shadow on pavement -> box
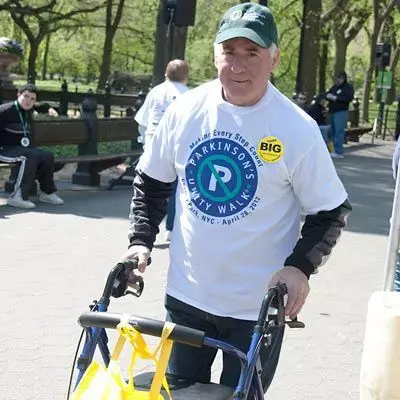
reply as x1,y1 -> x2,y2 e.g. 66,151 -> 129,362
0,143 -> 396,237
335,151 -> 393,236
0,188 -> 133,220
344,142 -> 375,153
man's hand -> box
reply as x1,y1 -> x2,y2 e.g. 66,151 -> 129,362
120,245 -> 151,273
268,266 -> 310,319
326,93 -> 336,101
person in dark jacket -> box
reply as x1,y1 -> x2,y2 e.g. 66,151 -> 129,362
0,83 -> 63,209
307,93 -> 330,144
326,71 -> 354,158
121,2 -> 351,394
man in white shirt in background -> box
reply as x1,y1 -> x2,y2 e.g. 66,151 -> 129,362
135,59 -> 189,147
135,59 -> 189,241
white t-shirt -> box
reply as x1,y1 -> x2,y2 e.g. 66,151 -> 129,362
134,80 -> 188,143
138,79 -> 348,320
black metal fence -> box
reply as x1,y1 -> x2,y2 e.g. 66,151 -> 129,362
369,101 -> 400,140
0,79 -> 148,118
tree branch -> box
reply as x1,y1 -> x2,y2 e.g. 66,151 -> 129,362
113,50 -> 153,66
345,11 -> 370,45
1,0 -> 57,16
10,11 -> 35,43
111,0 -> 125,31
321,0 -> 351,23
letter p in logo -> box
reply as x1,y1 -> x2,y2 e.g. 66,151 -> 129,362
208,164 -> 231,191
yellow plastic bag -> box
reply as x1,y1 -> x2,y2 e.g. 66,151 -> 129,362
70,359 -> 126,400
71,316 -> 175,400
327,139 -> 334,153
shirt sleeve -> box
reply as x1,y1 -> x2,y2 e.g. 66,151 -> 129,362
0,104 -> 8,134
136,106 -> 177,183
134,93 -> 151,128
290,123 -> 348,214
147,97 -> 167,134
336,84 -> 354,104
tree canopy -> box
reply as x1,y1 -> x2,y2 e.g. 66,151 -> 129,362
0,0 -> 399,121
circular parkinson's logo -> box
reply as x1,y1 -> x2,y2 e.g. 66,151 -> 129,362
185,138 -> 258,218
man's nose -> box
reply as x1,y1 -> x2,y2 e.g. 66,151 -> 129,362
230,56 -> 246,73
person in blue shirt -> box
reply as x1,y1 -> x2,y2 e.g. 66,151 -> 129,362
307,93 -> 330,145
326,71 -> 354,158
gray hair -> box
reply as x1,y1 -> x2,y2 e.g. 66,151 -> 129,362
214,42 -> 279,58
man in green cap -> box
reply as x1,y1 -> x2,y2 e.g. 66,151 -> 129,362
123,2 -> 351,394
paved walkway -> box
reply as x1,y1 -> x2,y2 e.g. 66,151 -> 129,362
0,136 -> 396,400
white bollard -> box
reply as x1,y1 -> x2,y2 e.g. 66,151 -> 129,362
360,291 -> 400,399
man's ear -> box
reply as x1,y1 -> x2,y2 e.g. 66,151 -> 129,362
271,49 -> 280,71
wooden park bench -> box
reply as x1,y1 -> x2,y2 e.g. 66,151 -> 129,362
345,125 -> 373,143
1,101 -> 143,193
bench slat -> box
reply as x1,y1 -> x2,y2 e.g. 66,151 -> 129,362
55,150 -> 142,164
1,150 -> 142,167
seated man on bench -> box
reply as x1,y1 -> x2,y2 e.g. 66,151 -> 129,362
0,83 -> 63,209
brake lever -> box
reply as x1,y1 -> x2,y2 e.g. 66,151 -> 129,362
285,317 -> 305,329
125,276 -> 144,298
111,258 -> 151,298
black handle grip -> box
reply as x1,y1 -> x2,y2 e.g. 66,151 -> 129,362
275,282 -> 287,296
120,259 -> 139,272
255,283 -> 288,329
111,259 -> 142,298
78,312 -> 205,348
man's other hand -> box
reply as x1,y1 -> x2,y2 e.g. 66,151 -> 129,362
120,245 -> 151,273
268,266 -> 310,319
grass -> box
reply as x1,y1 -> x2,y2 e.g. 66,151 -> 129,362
14,79 -> 96,94
368,102 -> 398,138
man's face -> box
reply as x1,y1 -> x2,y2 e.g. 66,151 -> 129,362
335,76 -> 344,86
297,93 -> 307,106
214,38 -> 280,106
17,90 -> 37,111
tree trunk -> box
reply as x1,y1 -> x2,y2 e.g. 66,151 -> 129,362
299,0 -> 321,101
27,40 -> 39,83
97,34 -> 113,91
361,33 -> 378,122
172,26 -> 188,60
333,31 -> 347,76
41,34 -> 51,81
152,0 -> 168,86
318,31 -> 329,94
361,0 -> 398,122
97,0 -> 126,91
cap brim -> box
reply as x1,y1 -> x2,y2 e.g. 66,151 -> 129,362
215,28 -> 272,48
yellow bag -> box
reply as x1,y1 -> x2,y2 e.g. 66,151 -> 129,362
327,139 -> 334,153
71,316 -> 175,400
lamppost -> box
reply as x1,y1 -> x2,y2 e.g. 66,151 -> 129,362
295,0 -> 307,96
165,0 -> 177,62
375,43 -> 391,137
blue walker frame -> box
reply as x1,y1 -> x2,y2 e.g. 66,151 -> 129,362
69,261 -> 302,399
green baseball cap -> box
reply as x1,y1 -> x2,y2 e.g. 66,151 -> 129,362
215,3 -> 278,48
